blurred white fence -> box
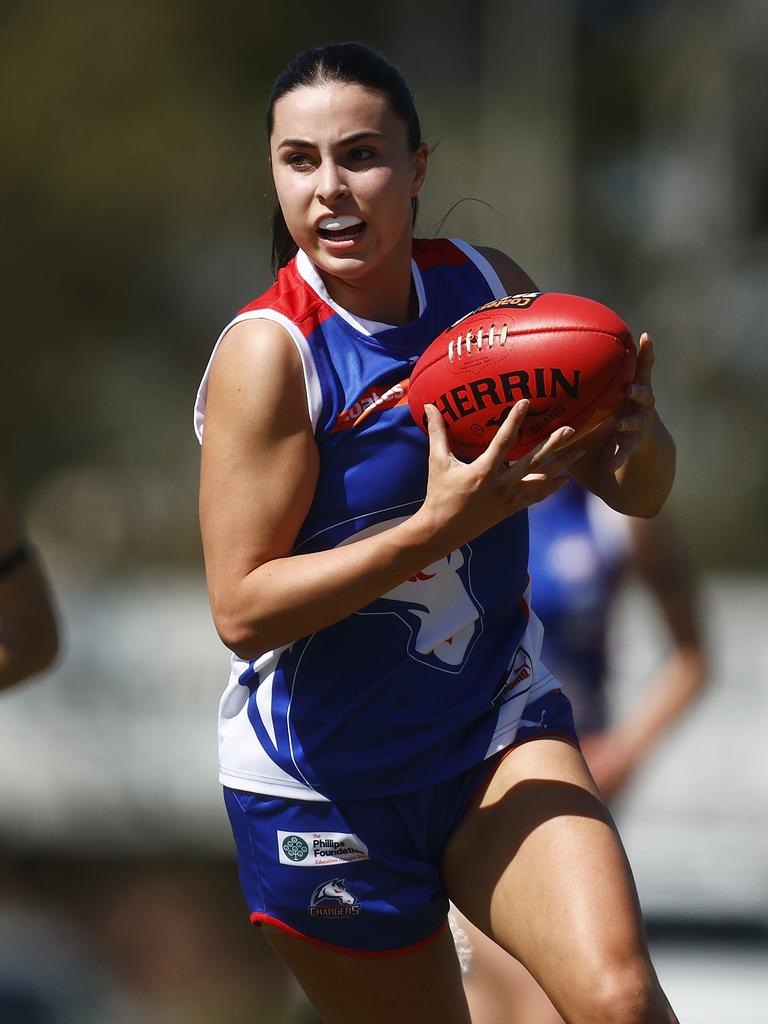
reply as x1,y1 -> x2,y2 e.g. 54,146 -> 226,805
1,571 -> 766,925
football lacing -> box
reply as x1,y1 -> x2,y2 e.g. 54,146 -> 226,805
447,323 -> 509,362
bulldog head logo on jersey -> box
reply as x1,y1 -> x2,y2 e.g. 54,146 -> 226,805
343,518 -> 484,671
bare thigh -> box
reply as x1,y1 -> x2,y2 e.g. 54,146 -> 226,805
443,739 -> 676,1024
264,922 -> 471,1024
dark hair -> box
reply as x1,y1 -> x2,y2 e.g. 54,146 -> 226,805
266,42 -> 423,276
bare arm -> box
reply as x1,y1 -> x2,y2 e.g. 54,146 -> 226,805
199,318 -> 580,661
0,487 -> 59,691
566,335 -> 676,517
580,514 -> 707,799
478,247 -> 676,517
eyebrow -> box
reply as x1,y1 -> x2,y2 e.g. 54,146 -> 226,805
277,130 -> 387,150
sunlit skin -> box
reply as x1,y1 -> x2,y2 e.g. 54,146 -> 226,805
269,82 -> 428,326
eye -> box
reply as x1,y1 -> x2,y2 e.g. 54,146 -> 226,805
287,152 -> 314,169
347,147 -> 376,164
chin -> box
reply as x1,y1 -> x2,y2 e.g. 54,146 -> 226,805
311,248 -> 376,279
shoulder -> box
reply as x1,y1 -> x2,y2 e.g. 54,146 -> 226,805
203,317 -> 310,443
474,246 -> 539,296
209,318 -> 305,404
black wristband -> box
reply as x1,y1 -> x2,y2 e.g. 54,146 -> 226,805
0,543 -> 30,578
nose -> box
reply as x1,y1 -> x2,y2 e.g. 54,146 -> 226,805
316,161 -> 349,205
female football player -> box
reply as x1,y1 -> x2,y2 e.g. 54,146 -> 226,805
196,41 -> 678,1024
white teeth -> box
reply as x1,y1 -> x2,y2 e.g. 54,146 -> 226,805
319,215 -> 363,231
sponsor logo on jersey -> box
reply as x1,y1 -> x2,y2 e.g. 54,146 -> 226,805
279,834 -> 310,862
475,292 -> 541,313
491,645 -> 533,707
308,878 -> 361,917
332,380 -> 409,432
450,292 -> 542,330
278,831 -> 370,867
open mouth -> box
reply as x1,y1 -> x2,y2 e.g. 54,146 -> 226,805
317,215 -> 366,242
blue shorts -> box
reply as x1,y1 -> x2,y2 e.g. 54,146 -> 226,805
224,687 -> 577,955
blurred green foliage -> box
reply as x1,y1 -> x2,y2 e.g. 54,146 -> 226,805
1,0 -> 766,570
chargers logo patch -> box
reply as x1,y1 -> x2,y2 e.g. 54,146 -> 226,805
309,879 -> 361,917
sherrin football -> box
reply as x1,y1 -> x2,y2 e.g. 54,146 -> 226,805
408,292 -> 637,460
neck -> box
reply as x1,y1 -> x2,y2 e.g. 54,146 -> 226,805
318,236 -> 417,326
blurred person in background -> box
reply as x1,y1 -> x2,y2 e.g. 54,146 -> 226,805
452,478 -> 707,1024
0,478 -> 59,691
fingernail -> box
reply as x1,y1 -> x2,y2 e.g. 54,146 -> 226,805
561,426 -> 575,437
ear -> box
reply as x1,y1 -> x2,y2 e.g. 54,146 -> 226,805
411,142 -> 429,197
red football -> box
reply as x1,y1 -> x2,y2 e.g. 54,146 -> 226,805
408,292 -> 637,460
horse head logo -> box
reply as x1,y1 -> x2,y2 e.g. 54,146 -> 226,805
310,878 -> 358,908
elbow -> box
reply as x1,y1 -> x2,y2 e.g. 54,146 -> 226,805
632,494 -> 669,520
213,606 -> 271,662
621,472 -> 676,519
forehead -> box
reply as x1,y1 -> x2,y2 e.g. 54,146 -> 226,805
271,81 -> 401,144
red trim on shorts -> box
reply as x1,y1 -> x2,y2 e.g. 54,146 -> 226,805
250,912 -> 448,958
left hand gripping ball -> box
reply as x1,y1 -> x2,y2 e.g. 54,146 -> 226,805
408,292 -> 637,460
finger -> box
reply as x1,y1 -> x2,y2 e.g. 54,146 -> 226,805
508,424 -> 576,481
634,332 -> 655,384
424,404 -> 453,461
611,435 -> 639,472
526,424 -> 577,470
521,446 -> 586,484
478,399 -> 530,467
625,384 -> 654,408
515,470 -> 571,508
616,415 -> 647,433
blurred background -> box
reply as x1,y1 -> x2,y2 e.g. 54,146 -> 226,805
1,0 -> 766,1020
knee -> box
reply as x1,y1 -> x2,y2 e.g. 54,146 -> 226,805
582,962 -> 672,1024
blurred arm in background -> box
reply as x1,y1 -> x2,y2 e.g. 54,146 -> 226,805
0,480 -> 59,691
580,513 -> 708,800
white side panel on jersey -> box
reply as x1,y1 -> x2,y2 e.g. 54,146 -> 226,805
296,248 -> 426,335
193,310 -> 323,441
451,238 -> 507,300
218,655 -> 329,801
483,606 -> 550,757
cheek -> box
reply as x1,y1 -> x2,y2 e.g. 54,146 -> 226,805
273,172 -> 311,222
360,167 -> 413,212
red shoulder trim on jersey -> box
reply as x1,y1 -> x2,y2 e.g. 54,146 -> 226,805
412,237 -> 470,272
237,260 -> 336,339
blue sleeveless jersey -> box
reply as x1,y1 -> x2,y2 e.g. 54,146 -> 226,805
195,239 -> 546,801
528,481 -> 632,733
